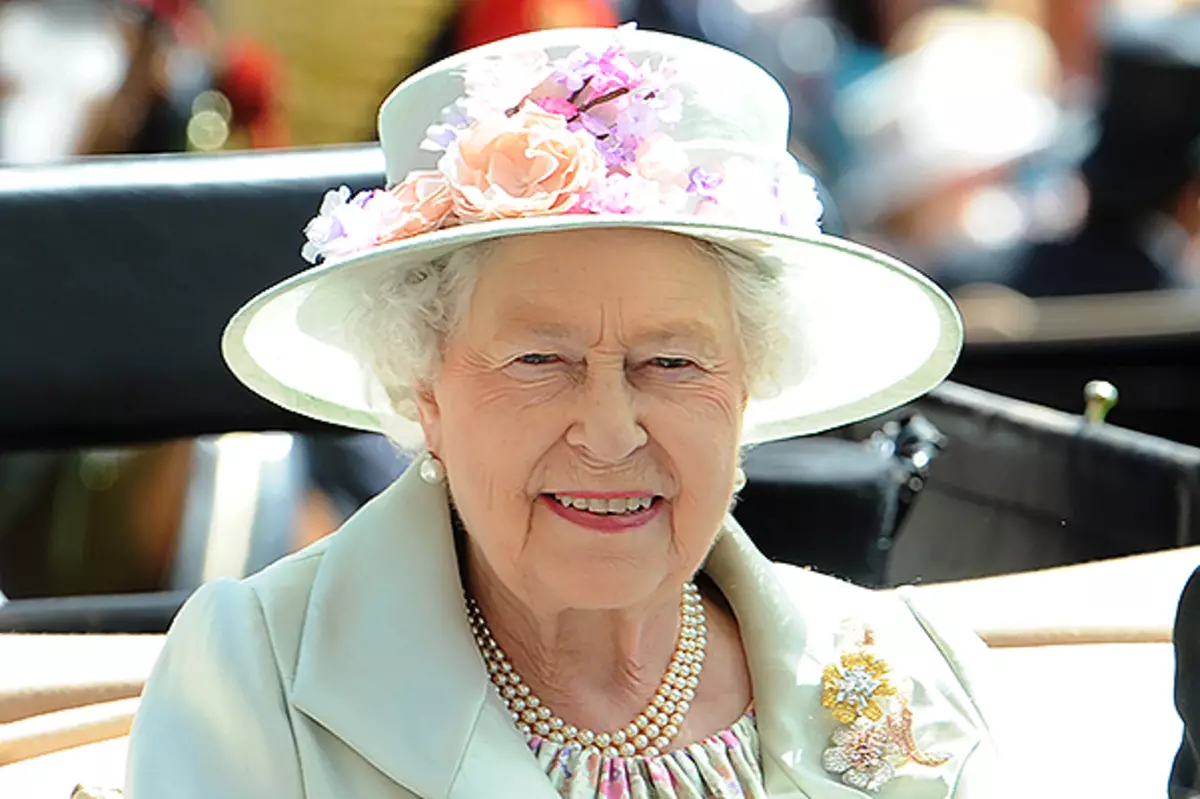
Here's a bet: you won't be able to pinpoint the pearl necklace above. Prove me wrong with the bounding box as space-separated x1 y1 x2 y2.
466 583 707 758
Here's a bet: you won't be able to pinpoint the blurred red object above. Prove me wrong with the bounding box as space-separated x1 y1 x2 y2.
218 38 288 149
458 0 618 49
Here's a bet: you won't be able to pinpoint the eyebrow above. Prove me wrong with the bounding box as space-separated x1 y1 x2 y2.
497 318 723 356
633 323 722 356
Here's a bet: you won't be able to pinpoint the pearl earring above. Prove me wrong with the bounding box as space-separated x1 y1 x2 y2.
733 467 747 493
419 453 446 484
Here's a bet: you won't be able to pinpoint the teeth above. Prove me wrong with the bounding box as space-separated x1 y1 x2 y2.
554 495 655 514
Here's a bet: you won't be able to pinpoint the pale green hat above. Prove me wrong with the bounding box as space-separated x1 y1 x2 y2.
221 25 962 446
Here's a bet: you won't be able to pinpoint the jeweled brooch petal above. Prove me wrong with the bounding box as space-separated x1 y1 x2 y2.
820 626 951 792
821 649 896 723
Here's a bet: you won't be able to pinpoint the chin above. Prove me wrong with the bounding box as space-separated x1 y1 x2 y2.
537 560 668 611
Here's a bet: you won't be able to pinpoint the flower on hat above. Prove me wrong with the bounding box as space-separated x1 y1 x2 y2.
302 187 406 264
377 171 454 244
301 23 823 264
440 103 606 222
693 158 822 234
553 25 644 97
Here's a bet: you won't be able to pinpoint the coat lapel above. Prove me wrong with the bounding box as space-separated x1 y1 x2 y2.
289 463 559 798
705 519 865 799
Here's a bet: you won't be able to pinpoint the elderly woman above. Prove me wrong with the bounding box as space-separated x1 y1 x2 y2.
126 26 1000 798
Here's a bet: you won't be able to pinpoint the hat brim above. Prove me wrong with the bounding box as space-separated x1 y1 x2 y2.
222 214 962 446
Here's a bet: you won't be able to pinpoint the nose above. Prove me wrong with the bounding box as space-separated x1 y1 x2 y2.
564 360 648 463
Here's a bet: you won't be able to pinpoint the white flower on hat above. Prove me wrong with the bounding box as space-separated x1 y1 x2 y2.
301 186 416 264
693 157 822 234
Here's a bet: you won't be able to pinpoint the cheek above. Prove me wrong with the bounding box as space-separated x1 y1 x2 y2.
645 380 744 511
435 369 568 507
647 376 745 443
442 382 567 467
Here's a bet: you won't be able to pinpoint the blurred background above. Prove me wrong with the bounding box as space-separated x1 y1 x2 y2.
6 0 1199 292
2 0 1200 604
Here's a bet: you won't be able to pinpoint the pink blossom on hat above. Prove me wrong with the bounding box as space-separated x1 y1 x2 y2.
440 103 606 221
577 172 673 214
376 171 454 244
302 187 406 264
632 133 689 187
694 157 822 233
534 96 580 118
553 24 645 97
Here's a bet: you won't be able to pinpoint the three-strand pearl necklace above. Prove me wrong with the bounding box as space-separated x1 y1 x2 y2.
466 582 707 758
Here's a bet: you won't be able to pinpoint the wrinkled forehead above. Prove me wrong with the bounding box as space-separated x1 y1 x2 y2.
464 229 740 346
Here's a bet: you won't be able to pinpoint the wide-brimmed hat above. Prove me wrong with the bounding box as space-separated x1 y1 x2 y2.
222 25 962 447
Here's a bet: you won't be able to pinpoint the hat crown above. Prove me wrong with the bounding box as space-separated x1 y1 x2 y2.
377 27 792 185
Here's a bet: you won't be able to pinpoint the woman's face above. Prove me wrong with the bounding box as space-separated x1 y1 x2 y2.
416 228 748 611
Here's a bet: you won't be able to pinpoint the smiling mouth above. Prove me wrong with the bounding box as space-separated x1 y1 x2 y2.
547 493 661 515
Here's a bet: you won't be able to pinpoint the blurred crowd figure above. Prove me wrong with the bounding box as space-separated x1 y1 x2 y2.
0 0 286 162
832 8 1064 282
3 0 1200 598
1002 10 1200 296
824 1 1200 300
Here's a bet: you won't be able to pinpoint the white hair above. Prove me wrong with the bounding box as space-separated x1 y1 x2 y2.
345 233 790 450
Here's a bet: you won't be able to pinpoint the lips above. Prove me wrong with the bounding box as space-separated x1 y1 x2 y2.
540 493 664 533
551 493 656 515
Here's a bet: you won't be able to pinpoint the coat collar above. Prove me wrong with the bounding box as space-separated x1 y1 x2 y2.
287 463 901 798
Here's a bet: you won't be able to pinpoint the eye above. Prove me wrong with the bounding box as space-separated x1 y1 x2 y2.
648 356 696 370
515 353 560 366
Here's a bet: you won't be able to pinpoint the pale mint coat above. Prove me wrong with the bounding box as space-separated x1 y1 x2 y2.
125 462 1005 798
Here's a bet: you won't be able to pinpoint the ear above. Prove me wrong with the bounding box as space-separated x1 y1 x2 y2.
413 380 444 454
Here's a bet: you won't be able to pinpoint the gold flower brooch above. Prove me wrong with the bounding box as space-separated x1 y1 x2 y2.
820 627 950 792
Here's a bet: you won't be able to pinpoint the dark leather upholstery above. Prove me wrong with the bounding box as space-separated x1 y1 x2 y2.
736 439 901 587
736 415 943 587
843 382 1200 583
0 590 190 633
0 146 385 450
954 333 1200 448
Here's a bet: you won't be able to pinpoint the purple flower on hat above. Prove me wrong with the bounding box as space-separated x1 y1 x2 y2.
554 26 645 98
687 168 722 199
421 102 473 151
578 172 658 214
595 132 640 170
301 186 412 264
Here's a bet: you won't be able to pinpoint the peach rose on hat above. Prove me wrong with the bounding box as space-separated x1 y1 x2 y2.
439 103 606 222
376 171 454 244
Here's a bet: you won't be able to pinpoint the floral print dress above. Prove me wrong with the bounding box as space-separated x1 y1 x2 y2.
527 711 767 799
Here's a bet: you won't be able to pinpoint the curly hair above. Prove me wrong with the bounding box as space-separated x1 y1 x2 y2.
344 233 791 450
